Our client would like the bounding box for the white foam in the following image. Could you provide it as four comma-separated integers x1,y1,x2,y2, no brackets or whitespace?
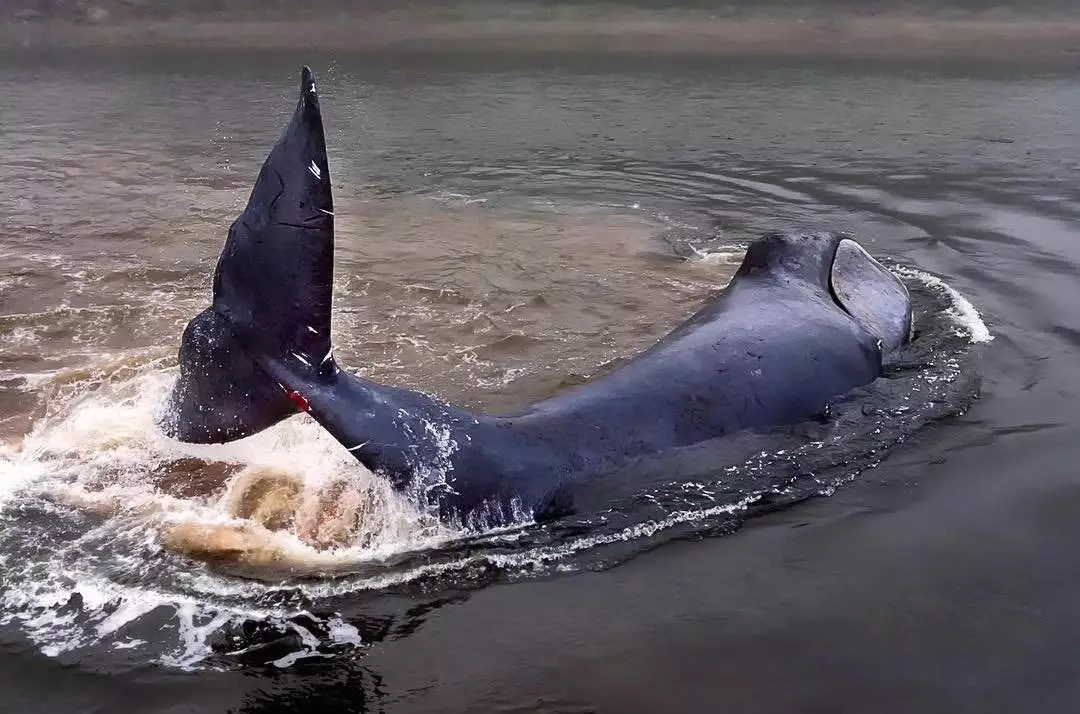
307,494,760,597
688,247,745,266
0,326,38,346
0,501,373,669
0,443,47,506
427,191,488,206
893,265,994,343
0,368,453,667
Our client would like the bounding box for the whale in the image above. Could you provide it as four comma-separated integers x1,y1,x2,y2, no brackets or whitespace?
160,66,912,524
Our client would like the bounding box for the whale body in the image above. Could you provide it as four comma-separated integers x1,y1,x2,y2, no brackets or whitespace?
161,67,912,524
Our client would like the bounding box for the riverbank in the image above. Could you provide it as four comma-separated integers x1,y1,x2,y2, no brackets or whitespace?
3,10,1079,66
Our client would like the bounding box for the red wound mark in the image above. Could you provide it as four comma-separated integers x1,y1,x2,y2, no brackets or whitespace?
286,390,311,412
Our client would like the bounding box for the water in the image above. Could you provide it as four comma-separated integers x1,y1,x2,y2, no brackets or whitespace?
1,51,1078,711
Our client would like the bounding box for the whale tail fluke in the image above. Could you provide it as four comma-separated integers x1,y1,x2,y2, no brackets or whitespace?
160,66,338,443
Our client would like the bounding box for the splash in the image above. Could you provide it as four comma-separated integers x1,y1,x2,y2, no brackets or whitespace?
0,368,452,668
893,265,994,343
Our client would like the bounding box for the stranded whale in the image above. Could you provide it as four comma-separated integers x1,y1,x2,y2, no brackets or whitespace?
160,67,912,524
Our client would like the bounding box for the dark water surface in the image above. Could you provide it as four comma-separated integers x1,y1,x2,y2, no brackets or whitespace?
1,51,1079,712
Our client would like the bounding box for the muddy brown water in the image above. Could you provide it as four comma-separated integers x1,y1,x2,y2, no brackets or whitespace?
1,51,1079,712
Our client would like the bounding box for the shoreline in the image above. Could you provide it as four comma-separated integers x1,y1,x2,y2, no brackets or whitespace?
2,13,1080,65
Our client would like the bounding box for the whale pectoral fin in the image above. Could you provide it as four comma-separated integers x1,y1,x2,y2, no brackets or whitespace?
161,66,338,443
829,238,912,353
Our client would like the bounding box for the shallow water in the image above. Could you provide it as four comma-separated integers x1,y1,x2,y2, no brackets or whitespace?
1,52,1079,711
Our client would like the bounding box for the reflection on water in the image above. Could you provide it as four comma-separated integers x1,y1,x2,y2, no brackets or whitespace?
1,54,1075,681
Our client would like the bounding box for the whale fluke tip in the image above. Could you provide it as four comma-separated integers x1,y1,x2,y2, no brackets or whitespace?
300,65,317,100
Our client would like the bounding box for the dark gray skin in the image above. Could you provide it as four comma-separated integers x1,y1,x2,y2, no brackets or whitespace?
161,67,912,524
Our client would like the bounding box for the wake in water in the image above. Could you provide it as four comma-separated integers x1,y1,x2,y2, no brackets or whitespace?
0,253,987,670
